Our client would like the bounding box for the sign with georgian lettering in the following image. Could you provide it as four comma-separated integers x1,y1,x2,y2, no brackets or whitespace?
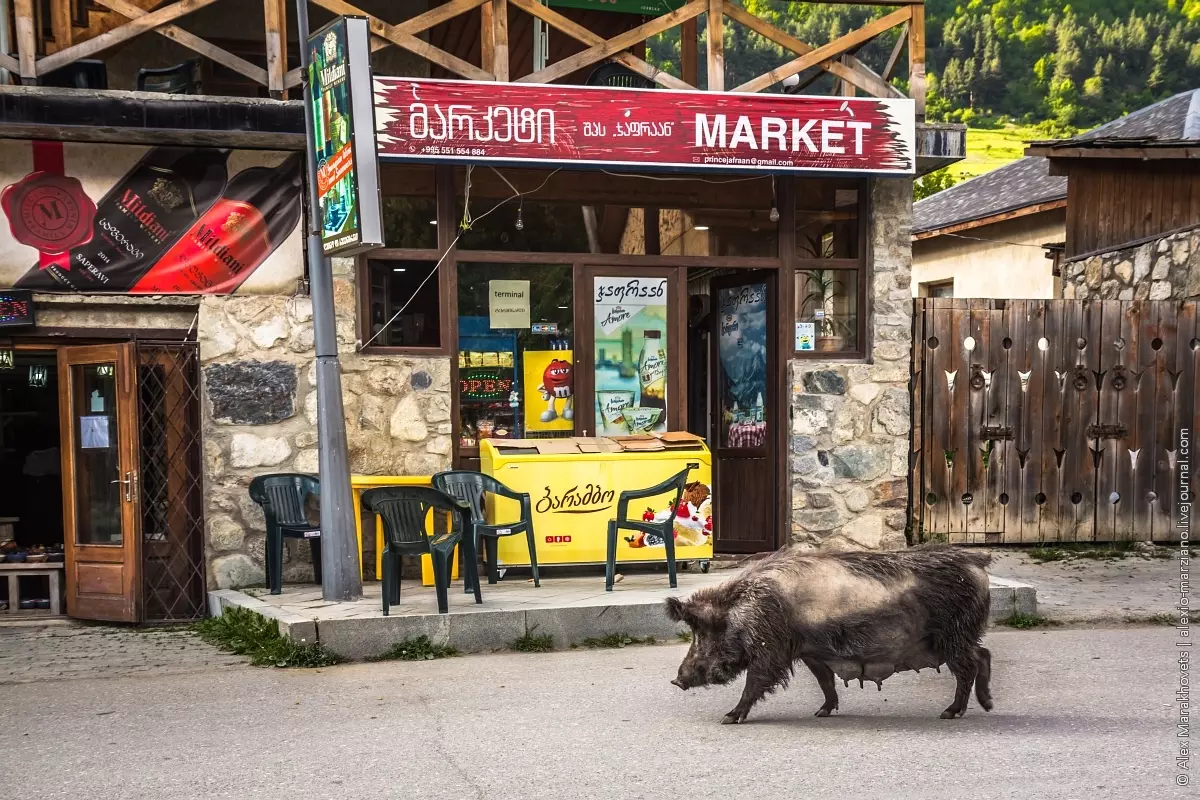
373,77,915,175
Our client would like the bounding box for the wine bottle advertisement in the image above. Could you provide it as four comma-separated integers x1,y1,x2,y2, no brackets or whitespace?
0,140,303,295
593,276,669,436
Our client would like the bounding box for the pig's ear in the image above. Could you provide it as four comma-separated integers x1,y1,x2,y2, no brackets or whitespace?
664,596,687,622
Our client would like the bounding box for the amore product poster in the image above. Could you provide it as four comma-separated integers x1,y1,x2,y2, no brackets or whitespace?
0,140,303,294
593,276,669,436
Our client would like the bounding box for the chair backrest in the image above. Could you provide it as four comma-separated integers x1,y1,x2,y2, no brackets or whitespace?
137,59,201,94
249,473,320,527
586,62,656,89
40,59,108,90
432,470,507,522
361,486,465,552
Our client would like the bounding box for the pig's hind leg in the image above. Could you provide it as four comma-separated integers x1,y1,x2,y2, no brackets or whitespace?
939,649,980,719
723,664,790,725
973,646,993,712
801,658,839,717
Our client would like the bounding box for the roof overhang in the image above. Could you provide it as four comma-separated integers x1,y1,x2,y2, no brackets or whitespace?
915,122,966,177
913,197,1066,241
0,86,304,150
1025,139,1200,163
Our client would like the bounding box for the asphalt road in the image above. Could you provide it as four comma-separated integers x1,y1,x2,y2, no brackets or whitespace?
0,627,1186,800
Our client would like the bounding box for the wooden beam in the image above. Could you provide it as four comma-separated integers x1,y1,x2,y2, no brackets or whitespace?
264,0,288,99
681,16,697,87
722,4,900,98
311,0,494,81
0,53,18,74
480,0,495,78
734,5,911,93
50,0,74,53
285,67,302,88
509,0,688,88
707,0,723,91
36,0,221,76
493,0,509,81
909,3,925,119
912,199,1068,241
14,0,36,80
517,0,704,85
882,20,907,79
837,56,855,95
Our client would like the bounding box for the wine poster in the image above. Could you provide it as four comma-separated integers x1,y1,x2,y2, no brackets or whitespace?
593,276,669,436
0,140,303,295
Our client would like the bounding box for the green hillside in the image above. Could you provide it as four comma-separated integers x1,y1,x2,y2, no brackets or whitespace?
954,124,1045,181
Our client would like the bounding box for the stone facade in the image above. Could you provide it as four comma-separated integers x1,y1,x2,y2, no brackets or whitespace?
1062,225,1200,301
786,178,913,551
200,256,452,589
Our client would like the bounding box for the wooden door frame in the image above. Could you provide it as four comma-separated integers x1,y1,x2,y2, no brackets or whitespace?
708,269,779,554
58,342,142,622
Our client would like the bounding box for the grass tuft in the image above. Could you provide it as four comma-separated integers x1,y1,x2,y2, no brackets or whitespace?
196,606,343,668
999,612,1061,630
677,631,693,644
366,635,458,662
1123,612,1175,626
1028,541,1166,563
576,633,656,649
509,627,555,653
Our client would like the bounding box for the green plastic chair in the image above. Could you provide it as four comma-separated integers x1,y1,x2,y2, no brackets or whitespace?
361,486,481,615
433,470,540,588
605,463,699,592
248,473,322,595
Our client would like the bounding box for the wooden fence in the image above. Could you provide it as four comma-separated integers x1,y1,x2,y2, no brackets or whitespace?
911,298,1196,544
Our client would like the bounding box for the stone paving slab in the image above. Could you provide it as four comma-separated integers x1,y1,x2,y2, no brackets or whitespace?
213,571,1036,660
0,622,245,685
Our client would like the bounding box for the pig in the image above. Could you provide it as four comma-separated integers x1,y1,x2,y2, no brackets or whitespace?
665,544,993,723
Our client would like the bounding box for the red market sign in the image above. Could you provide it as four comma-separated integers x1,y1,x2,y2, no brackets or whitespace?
373,78,915,175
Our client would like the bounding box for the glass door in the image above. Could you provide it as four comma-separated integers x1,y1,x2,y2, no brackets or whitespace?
58,344,142,621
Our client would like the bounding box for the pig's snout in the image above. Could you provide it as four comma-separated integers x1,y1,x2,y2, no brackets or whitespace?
671,678,687,690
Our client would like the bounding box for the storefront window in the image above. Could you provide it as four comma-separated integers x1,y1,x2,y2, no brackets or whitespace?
794,269,860,354
593,276,669,436
364,259,442,349
796,185,860,259
457,263,574,448
456,201,591,252
380,164,437,249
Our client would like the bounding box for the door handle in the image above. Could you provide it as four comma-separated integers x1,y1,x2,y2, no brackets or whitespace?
111,472,132,502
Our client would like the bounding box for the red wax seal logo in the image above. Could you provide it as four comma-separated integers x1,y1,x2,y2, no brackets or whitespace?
2,171,96,255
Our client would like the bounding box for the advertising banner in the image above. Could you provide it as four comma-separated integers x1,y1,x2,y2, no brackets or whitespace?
523,349,575,433
375,77,915,174
593,276,669,436
0,141,303,294
307,16,384,256
717,282,768,448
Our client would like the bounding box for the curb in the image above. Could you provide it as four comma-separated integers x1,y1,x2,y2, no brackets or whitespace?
208,576,1037,661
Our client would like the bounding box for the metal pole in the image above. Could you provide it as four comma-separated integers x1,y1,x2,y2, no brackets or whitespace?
295,0,362,601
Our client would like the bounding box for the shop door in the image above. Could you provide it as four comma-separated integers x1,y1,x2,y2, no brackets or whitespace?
58,344,142,622
710,272,777,553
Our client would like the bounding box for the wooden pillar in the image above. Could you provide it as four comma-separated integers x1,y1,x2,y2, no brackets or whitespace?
264,0,288,99
492,0,509,81
49,0,73,54
837,56,855,96
644,207,661,255
681,16,697,87
908,3,925,120
14,0,36,81
481,0,495,77
706,0,722,91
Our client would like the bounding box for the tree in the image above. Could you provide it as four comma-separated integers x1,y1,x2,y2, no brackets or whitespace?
914,168,960,202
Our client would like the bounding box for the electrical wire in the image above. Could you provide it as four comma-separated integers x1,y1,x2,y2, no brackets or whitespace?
934,232,1058,249
357,168,562,351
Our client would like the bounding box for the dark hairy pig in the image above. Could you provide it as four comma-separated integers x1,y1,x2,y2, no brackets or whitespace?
665,545,994,723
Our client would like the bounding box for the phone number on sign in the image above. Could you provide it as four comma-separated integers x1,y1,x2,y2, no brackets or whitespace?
419,145,489,156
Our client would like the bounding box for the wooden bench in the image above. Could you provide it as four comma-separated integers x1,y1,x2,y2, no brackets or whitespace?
0,563,64,616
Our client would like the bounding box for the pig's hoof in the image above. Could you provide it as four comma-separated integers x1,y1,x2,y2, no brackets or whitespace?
814,706,837,717
979,695,994,712
939,708,965,719
722,710,747,724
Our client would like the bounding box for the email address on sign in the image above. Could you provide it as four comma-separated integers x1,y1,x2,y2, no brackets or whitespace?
702,155,790,166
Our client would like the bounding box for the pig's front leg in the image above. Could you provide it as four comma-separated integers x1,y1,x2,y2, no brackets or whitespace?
801,658,839,717
723,665,787,724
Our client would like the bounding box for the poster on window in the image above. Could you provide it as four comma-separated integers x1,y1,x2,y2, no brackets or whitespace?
718,283,768,449
523,349,575,433
593,277,668,436
0,140,304,294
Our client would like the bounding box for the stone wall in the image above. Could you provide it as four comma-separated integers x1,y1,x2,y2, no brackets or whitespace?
200,256,452,589
1062,225,1200,301
787,178,913,551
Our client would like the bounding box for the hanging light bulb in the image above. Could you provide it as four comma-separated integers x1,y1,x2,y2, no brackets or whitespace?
515,204,524,231
769,206,780,223
768,175,780,223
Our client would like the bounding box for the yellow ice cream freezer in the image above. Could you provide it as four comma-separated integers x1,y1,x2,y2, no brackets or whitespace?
479,434,714,569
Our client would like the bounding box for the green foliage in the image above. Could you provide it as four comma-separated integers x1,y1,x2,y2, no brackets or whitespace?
196,607,344,668
509,628,555,653
1000,612,1061,629
648,1,1199,131
575,633,657,649
677,631,694,644
914,167,961,201
366,635,459,662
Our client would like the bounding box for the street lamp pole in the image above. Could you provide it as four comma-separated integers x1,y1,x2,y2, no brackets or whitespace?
294,0,362,601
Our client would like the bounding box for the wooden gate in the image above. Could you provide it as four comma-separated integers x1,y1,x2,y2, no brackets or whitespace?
911,299,1196,544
